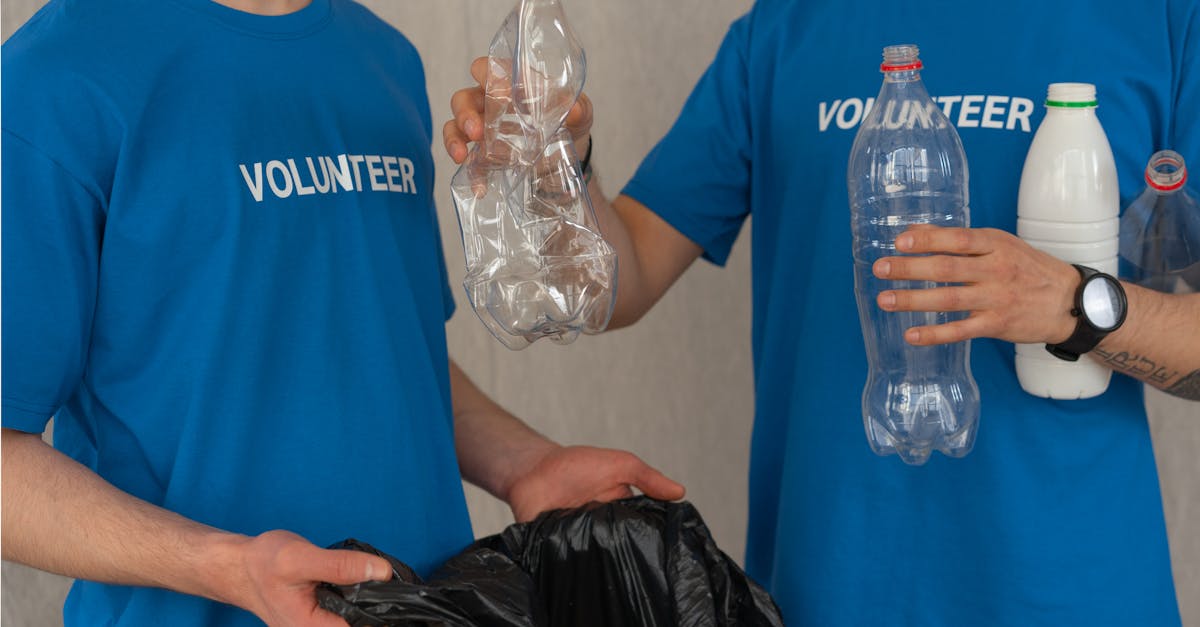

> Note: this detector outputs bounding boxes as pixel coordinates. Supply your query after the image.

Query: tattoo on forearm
[1092,348,1177,385]
[1165,370,1200,401]
[1092,348,1200,401]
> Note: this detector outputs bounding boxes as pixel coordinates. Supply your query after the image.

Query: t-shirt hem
[2,398,55,433]
[620,180,734,267]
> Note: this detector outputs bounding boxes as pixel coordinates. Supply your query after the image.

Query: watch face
[1081,276,1124,331]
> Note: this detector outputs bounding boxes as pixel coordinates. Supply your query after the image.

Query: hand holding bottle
[445,56,593,166]
[873,224,1080,346]
[448,0,616,350]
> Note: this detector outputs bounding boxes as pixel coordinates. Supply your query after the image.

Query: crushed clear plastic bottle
[846,44,981,465]
[451,0,617,350]
[1119,150,1200,294]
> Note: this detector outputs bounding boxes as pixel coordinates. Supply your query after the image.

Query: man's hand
[235,530,392,627]
[506,445,685,523]
[443,56,593,165]
[873,224,1080,346]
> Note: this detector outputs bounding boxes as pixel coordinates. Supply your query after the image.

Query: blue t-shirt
[624,0,1195,624]
[2,1,473,624]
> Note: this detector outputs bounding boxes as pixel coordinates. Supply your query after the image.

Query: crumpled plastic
[317,497,785,626]
[449,0,617,350]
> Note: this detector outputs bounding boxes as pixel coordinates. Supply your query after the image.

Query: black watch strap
[1045,265,1127,362]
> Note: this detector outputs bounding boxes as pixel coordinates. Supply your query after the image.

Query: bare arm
[443,57,702,329]
[875,225,1200,400]
[1,428,390,626]
[1090,286,1200,399]
[449,360,684,521]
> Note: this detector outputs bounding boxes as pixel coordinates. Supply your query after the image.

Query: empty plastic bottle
[846,44,981,465]
[450,0,617,350]
[1015,83,1119,399]
[1120,150,1200,294]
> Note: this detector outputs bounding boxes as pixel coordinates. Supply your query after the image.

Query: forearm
[1091,286,1200,400]
[585,168,653,329]
[1,428,253,609]
[449,361,560,501]
[583,155,702,328]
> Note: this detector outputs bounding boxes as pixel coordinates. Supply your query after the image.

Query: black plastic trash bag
[317,497,784,626]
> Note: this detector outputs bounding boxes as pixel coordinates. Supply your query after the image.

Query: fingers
[902,314,999,345]
[450,87,485,141]
[443,86,485,164]
[309,608,358,627]
[616,453,686,502]
[895,226,1004,255]
[596,485,636,503]
[296,546,392,586]
[874,254,991,284]
[443,120,471,164]
[470,56,488,86]
[877,285,983,313]
[564,93,593,143]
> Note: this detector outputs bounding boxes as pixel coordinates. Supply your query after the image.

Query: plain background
[1,1,1196,625]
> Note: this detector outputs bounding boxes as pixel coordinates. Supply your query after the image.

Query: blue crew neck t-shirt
[623,0,1195,624]
[2,1,473,624]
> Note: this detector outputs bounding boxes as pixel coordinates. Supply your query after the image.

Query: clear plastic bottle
[1015,83,1119,399]
[1120,150,1200,294]
[846,44,980,465]
[450,0,617,350]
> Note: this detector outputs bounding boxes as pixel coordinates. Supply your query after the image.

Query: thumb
[627,460,686,502]
[309,548,393,586]
[564,93,593,141]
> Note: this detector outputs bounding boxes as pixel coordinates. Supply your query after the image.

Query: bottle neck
[1145,151,1187,193]
[1043,104,1098,118]
[883,69,923,83]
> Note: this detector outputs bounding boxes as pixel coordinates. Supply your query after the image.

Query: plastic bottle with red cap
[1015,82,1120,400]
[847,44,980,465]
[1119,150,1200,294]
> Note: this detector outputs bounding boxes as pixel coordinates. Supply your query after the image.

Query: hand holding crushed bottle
[450,0,616,350]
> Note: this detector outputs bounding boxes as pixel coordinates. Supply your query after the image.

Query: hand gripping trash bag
[450,0,617,350]
[317,497,785,626]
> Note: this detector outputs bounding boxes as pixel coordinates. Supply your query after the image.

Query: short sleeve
[621,10,755,267]
[2,130,105,433]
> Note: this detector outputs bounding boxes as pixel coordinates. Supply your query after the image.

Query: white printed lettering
[383,156,402,192]
[937,96,962,120]
[836,98,863,129]
[240,151,422,201]
[326,155,353,192]
[349,155,366,191]
[398,158,416,194]
[957,95,984,128]
[365,156,387,191]
[819,94,1033,134]
[981,96,1008,129]
[1007,97,1034,131]
[288,159,316,196]
[239,163,264,203]
[909,101,935,129]
[306,156,331,193]
[266,160,293,198]
[819,100,842,132]
[883,100,911,130]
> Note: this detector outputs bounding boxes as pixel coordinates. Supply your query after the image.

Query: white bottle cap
[1046,83,1098,107]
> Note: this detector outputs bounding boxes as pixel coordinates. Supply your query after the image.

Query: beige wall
[2,2,1196,626]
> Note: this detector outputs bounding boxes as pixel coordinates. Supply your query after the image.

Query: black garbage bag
[317,497,784,626]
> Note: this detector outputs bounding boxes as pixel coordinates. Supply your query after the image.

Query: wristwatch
[1045,264,1128,362]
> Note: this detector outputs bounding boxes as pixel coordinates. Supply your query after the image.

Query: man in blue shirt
[1,1,684,625]
[446,0,1198,624]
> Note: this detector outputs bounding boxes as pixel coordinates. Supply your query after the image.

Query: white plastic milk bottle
[1015,83,1120,399]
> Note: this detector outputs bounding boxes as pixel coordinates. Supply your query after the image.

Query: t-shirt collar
[170,0,333,38]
